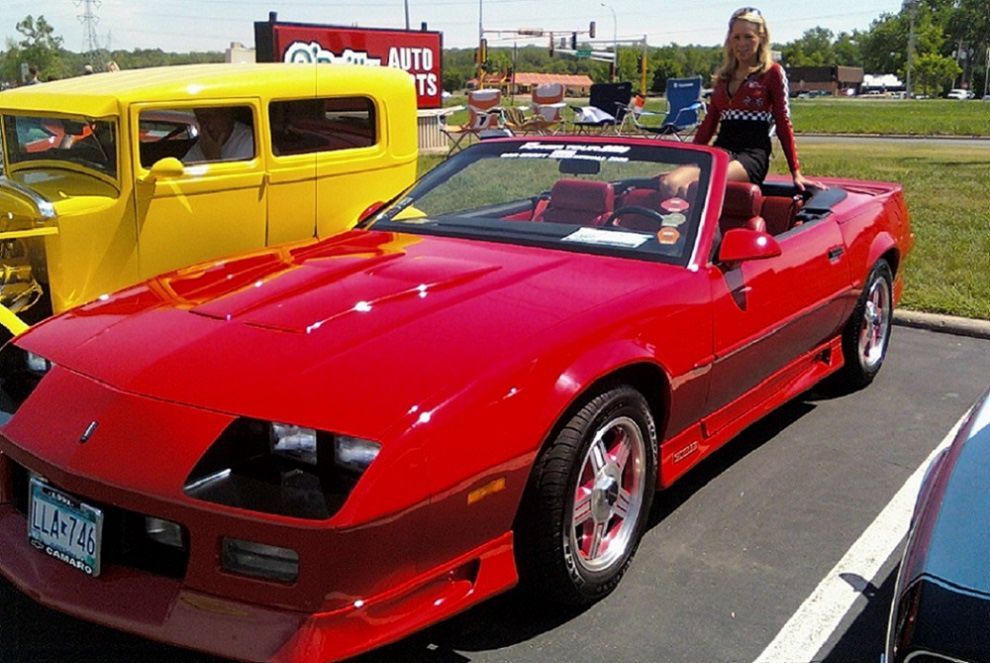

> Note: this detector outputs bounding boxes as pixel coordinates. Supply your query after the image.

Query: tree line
[3,0,986,97]
[0,15,222,84]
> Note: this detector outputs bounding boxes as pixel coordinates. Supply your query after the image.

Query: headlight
[25,351,53,374]
[184,419,382,520]
[334,435,381,472]
[270,423,380,472]
[270,423,319,465]
[0,343,53,420]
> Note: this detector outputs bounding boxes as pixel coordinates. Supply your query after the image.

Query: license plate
[27,477,103,577]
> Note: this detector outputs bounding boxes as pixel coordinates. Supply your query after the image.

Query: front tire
[516,385,657,606]
[836,259,893,390]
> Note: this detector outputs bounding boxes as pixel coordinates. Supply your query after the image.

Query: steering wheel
[604,205,667,231]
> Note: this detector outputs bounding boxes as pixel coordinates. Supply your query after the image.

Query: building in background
[226,42,256,64]
[786,66,865,96]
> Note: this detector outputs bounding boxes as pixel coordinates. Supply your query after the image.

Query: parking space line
[752,411,970,663]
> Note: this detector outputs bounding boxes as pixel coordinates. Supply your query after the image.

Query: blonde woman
[665,8,818,196]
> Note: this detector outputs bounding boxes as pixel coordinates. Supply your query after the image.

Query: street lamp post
[601,2,617,82]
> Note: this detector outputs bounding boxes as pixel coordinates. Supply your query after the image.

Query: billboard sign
[256,19,443,109]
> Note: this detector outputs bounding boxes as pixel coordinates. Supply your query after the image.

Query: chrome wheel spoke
[573,489,593,526]
[612,434,631,473]
[587,521,607,559]
[613,488,633,520]
[589,438,608,475]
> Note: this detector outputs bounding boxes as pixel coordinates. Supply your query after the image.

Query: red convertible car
[0,137,912,661]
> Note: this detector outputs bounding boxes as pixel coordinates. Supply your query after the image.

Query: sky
[5,0,906,53]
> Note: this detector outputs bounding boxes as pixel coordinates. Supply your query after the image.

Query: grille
[10,460,189,579]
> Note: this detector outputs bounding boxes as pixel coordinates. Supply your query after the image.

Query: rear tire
[516,385,657,606]
[835,259,893,391]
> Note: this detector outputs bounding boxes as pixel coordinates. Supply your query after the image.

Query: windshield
[2,114,118,179]
[371,139,712,265]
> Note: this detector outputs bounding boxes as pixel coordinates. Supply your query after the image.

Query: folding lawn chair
[623,76,704,141]
[570,82,633,133]
[530,83,566,134]
[439,88,506,153]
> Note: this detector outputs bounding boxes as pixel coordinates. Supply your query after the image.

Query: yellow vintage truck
[0,63,418,335]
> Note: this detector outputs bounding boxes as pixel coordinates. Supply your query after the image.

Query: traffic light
[571,32,577,49]
[589,21,596,39]
[549,34,554,57]
[477,38,488,66]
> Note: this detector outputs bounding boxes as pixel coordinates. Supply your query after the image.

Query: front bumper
[0,363,519,660]
[2,462,518,661]
[0,500,515,661]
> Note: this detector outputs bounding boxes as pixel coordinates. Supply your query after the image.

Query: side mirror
[142,157,185,182]
[358,201,385,224]
[718,228,781,264]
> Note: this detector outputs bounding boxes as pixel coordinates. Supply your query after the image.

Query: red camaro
[0,137,912,661]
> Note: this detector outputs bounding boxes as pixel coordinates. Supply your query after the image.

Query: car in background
[886,387,990,662]
[946,88,976,99]
[0,63,418,336]
[0,136,913,661]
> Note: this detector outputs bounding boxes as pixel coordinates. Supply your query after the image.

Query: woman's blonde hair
[715,8,773,82]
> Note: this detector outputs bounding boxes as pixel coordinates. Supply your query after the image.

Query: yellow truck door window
[265,100,317,246]
[308,96,392,237]
[133,103,266,279]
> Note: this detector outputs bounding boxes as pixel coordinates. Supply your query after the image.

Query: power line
[75,0,102,54]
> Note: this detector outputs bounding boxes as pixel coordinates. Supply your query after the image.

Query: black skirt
[727,146,771,184]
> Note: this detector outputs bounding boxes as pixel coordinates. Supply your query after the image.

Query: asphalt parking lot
[1,325,988,663]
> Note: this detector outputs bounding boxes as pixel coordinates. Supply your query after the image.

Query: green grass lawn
[772,141,990,319]
[790,98,990,137]
[420,140,989,320]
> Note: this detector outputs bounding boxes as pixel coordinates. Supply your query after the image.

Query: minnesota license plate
[27,477,103,577]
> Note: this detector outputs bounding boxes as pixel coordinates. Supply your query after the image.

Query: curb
[798,133,990,141]
[894,310,990,340]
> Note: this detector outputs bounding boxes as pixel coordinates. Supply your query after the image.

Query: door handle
[827,245,845,261]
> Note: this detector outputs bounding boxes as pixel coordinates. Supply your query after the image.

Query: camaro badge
[80,421,99,444]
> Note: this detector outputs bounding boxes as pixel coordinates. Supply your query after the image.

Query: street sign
[576,48,592,58]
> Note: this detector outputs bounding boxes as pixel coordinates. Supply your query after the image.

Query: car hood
[0,171,118,227]
[20,229,683,441]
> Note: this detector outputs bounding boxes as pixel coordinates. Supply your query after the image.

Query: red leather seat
[541,179,615,226]
[720,181,766,233]
[760,195,803,235]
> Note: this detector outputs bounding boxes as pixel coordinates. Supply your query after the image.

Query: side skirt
[658,336,844,488]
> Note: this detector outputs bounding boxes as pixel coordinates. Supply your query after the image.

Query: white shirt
[184,121,254,163]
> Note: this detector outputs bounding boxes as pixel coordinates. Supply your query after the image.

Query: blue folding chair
[623,76,705,141]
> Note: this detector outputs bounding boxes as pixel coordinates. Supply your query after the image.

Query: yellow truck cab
[0,63,418,335]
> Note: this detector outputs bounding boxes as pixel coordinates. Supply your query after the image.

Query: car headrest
[549,179,615,213]
[723,181,763,218]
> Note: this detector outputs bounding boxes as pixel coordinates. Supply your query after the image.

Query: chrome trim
[0,177,57,221]
[904,650,969,662]
[184,468,232,492]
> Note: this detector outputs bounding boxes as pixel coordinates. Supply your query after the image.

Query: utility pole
[76,0,102,62]
[477,0,484,77]
[404,0,410,30]
[904,0,917,98]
